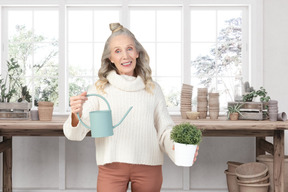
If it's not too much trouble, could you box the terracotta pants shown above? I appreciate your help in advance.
[97,163,163,192]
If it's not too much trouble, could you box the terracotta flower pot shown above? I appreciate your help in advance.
[224,170,240,192]
[229,113,239,120]
[209,111,219,120]
[257,154,288,192]
[198,111,207,119]
[237,182,270,192]
[38,101,54,121]
[235,162,268,181]
[227,161,243,173]
[237,174,269,184]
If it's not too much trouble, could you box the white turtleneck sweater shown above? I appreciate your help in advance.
[63,70,175,166]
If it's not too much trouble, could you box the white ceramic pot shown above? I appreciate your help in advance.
[174,142,197,167]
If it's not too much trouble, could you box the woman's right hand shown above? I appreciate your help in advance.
[70,91,88,118]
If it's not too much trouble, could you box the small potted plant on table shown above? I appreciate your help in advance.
[170,122,202,167]
[227,103,243,120]
[35,90,54,121]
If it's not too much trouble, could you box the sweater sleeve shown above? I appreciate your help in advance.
[153,83,176,164]
[63,86,99,141]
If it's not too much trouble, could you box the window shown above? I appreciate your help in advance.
[190,7,247,111]
[2,7,59,107]
[129,7,182,111]
[0,1,262,114]
[67,7,120,109]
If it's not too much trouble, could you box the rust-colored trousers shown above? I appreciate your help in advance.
[97,163,163,192]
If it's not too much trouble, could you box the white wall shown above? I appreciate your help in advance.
[1,136,253,191]
[263,0,288,155]
[1,0,288,191]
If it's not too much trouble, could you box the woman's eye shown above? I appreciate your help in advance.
[115,50,120,53]
[128,47,133,51]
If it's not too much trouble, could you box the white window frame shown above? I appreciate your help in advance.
[0,0,263,114]
[66,6,122,112]
[185,0,263,88]
[188,5,249,105]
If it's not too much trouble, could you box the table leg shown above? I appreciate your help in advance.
[3,136,12,192]
[273,130,284,192]
[256,137,266,157]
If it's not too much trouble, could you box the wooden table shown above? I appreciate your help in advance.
[0,115,288,192]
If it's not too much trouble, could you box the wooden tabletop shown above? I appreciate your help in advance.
[0,115,288,137]
[172,116,288,130]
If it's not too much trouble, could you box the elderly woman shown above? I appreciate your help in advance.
[63,23,198,192]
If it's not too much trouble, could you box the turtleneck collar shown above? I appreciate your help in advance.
[107,70,145,92]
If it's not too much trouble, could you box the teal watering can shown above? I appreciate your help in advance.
[77,94,133,138]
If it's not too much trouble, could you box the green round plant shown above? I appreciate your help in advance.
[170,123,202,145]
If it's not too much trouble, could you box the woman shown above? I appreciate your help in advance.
[63,23,198,192]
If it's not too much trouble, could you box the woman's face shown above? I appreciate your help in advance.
[109,35,139,76]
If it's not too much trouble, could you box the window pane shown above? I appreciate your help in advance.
[191,43,215,61]
[68,43,93,76]
[34,77,59,105]
[156,77,181,108]
[130,10,156,42]
[94,43,105,75]
[215,76,237,105]
[190,8,244,113]
[157,43,181,76]
[34,10,59,42]
[191,10,216,42]
[157,10,181,42]
[217,10,242,77]
[218,10,242,34]
[94,10,120,42]
[69,77,93,98]
[34,43,59,76]
[7,9,59,106]
[68,10,93,42]
[8,10,32,38]
[191,43,216,78]
[142,43,156,74]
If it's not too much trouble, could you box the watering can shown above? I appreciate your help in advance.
[77,94,133,138]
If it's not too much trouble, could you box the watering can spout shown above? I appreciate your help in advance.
[113,106,133,128]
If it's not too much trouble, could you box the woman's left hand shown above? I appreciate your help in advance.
[194,145,199,162]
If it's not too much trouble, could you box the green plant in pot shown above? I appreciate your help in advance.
[18,85,32,103]
[35,89,54,121]
[255,87,270,102]
[242,87,270,103]
[170,122,202,167]
[242,91,256,102]
[227,103,243,120]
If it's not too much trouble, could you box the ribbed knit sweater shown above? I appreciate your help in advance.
[63,70,175,166]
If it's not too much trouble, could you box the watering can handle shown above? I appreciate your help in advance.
[76,93,133,129]
[86,94,111,110]
[76,94,111,130]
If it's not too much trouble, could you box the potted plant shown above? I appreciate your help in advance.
[255,87,270,102]
[170,122,202,167]
[242,91,256,102]
[33,88,55,121]
[227,103,243,120]
[18,85,32,103]
[0,59,32,118]
[242,86,270,103]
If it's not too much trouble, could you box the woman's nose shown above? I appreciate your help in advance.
[122,50,129,59]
